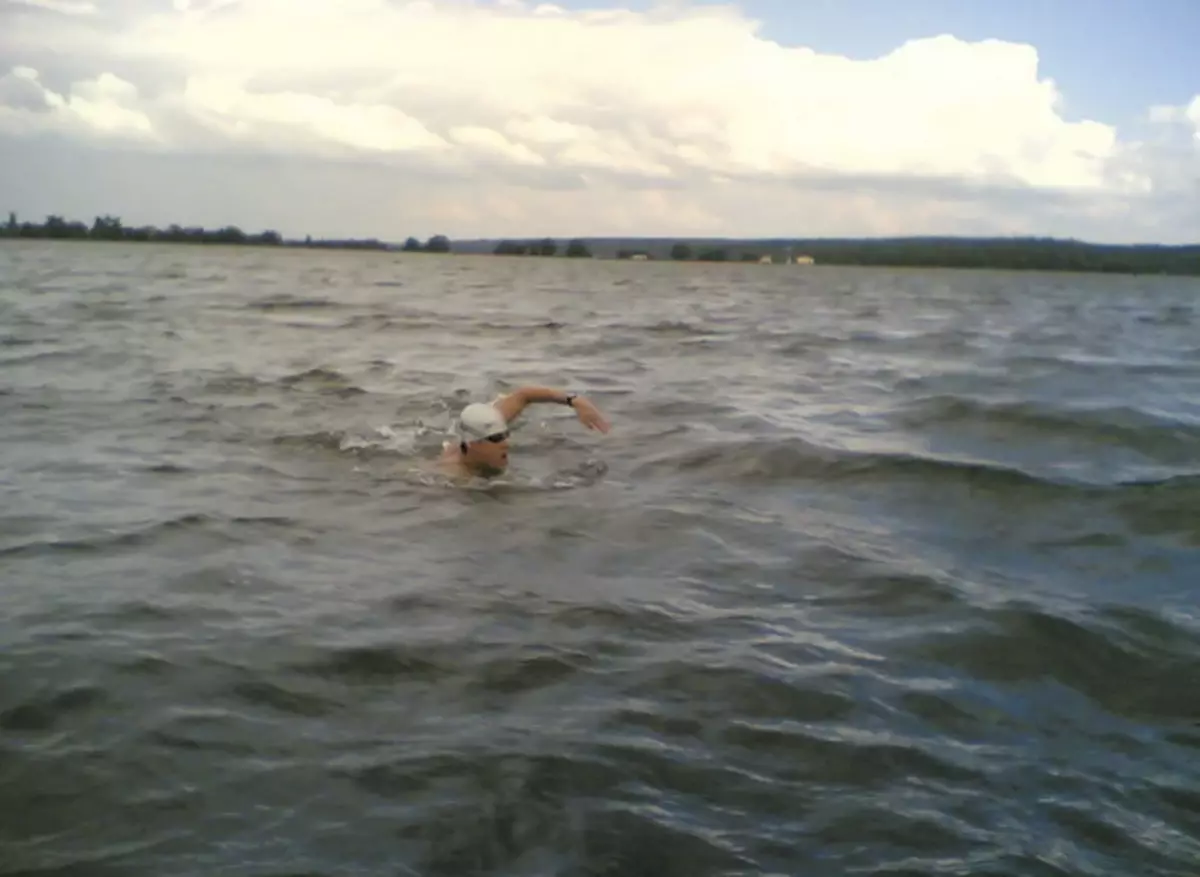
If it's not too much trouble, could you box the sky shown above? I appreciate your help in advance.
[0,0,1197,244]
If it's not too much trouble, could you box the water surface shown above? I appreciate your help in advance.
[3,240,1199,876]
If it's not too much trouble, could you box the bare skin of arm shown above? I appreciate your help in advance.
[493,386,611,433]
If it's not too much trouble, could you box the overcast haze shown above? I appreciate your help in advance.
[1,0,1197,243]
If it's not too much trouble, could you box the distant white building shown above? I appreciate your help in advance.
[783,246,816,265]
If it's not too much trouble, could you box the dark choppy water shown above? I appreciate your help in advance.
[3,240,1200,876]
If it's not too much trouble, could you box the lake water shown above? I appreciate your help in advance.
[2,240,1199,877]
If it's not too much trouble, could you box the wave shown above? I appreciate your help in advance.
[0,347,79,367]
[200,372,271,395]
[899,394,1200,457]
[630,435,1200,542]
[277,367,366,396]
[634,435,1052,489]
[2,334,41,346]
[1111,473,1200,543]
[0,513,216,559]
[246,295,342,310]
[199,366,369,399]
[1004,350,1199,377]
[641,319,712,334]
[0,683,109,733]
[768,331,853,357]
[0,512,307,559]
[636,432,1200,492]
[903,601,1200,724]
[337,311,568,334]
[270,425,426,458]
[330,744,756,874]
[576,318,722,337]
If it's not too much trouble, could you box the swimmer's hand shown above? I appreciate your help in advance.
[571,396,611,434]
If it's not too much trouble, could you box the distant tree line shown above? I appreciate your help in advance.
[791,237,1200,276]
[485,235,1200,275]
[619,243,782,262]
[7,210,1198,275]
[0,212,453,254]
[610,236,1200,275]
[0,212,290,246]
[492,238,592,258]
[660,243,754,262]
[401,235,451,253]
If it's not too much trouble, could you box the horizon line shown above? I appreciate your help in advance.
[4,211,1197,250]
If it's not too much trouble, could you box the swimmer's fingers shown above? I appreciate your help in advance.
[573,397,611,433]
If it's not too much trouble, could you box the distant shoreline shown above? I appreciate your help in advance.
[3,212,1198,276]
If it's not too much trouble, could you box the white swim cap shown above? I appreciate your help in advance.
[457,402,508,441]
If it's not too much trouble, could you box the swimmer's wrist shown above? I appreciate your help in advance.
[563,392,577,407]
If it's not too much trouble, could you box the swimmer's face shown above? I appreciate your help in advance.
[464,430,509,474]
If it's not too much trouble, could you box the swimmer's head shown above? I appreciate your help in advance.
[455,402,510,473]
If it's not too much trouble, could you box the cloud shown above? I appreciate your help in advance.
[0,65,154,139]
[9,0,96,14]
[0,0,1196,241]
[1148,97,1200,141]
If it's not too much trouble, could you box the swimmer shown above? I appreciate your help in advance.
[438,385,611,478]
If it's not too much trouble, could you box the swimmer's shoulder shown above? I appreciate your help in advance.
[435,440,470,477]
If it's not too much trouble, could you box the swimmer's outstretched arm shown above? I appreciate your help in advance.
[494,385,611,433]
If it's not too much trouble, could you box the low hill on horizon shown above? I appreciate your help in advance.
[449,234,1200,274]
[452,233,1198,252]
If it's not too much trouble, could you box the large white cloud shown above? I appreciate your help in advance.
[0,0,1196,241]
[0,66,155,139]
